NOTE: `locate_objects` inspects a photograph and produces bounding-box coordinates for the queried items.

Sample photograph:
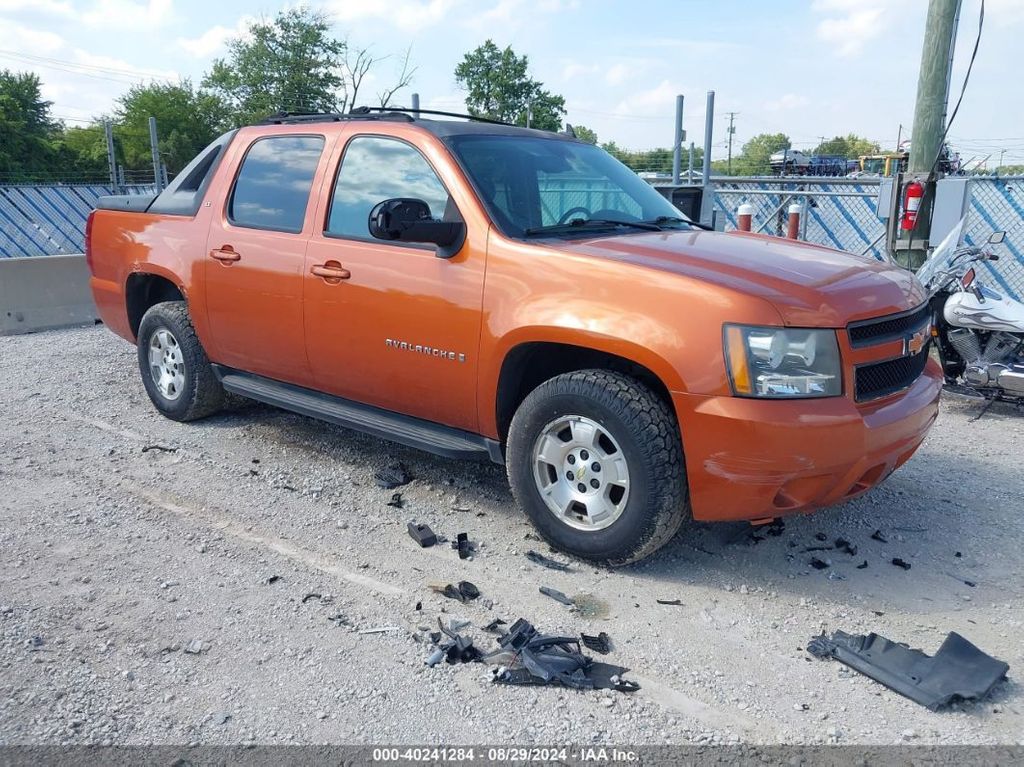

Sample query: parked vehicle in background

[917,219,1024,405]
[86,108,942,565]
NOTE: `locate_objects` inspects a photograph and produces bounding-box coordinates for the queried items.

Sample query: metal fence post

[672,94,683,185]
[104,121,117,192]
[700,91,715,224]
[148,116,162,192]
[411,92,420,117]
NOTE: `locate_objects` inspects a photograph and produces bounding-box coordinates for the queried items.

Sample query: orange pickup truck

[86,109,942,565]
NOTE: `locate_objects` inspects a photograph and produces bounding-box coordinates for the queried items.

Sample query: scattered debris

[301,593,322,604]
[407,522,437,548]
[581,631,612,655]
[265,575,282,585]
[856,560,869,569]
[891,558,912,570]
[765,519,785,537]
[386,493,405,509]
[808,630,1009,709]
[358,626,402,635]
[375,461,412,489]
[432,581,480,602]
[834,538,857,556]
[963,580,977,588]
[183,639,209,655]
[539,586,574,606]
[327,613,350,627]
[655,599,683,606]
[802,545,834,553]
[955,551,962,558]
[814,532,828,542]
[426,618,483,666]
[483,618,508,634]
[871,530,888,543]
[810,558,829,570]
[452,532,473,559]
[415,601,422,611]
[141,444,177,453]
[451,505,473,513]
[487,619,639,691]
[526,550,571,571]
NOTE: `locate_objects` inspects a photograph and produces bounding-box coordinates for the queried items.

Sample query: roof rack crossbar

[256,111,414,125]
[349,106,513,127]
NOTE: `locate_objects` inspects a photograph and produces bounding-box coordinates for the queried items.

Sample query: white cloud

[0,20,64,53]
[611,79,684,117]
[176,16,255,58]
[605,62,632,86]
[0,0,74,14]
[463,0,578,31]
[79,0,175,29]
[72,49,179,81]
[326,0,461,30]
[812,0,886,57]
[763,93,810,112]
[561,61,599,81]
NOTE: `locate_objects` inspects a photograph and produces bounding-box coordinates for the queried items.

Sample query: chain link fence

[710,177,887,259]
[963,177,1024,301]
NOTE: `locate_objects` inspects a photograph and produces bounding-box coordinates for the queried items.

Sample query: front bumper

[673,357,942,522]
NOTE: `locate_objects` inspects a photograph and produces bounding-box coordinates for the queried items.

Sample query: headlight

[724,325,842,398]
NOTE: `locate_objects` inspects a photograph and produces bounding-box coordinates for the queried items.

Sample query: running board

[214,367,501,463]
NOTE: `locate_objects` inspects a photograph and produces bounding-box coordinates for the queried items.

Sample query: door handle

[311,262,351,281]
[210,246,240,262]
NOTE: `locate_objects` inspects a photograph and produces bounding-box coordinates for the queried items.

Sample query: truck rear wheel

[137,301,224,422]
[506,369,688,566]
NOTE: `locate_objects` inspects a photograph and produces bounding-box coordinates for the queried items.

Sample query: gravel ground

[1,325,1021,747]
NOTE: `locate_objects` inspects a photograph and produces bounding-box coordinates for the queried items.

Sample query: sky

[1,0,1023,168]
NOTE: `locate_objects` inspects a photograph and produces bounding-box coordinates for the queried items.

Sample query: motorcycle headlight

[724,325,842,398]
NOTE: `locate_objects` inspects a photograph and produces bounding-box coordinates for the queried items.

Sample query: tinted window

[327,136,450,238]
[229,135,324,232]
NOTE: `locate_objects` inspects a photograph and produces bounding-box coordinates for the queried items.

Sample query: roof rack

[256,110,414,125]
[349,106,513,126]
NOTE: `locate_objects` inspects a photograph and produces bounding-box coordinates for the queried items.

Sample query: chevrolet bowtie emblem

[904,326,928,356]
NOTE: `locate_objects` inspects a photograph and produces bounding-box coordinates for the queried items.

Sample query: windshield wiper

[524,218,663,236]
[640,215,713,231]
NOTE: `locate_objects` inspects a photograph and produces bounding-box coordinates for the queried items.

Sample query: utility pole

[902,0,962,267]
[148,116,162,192]
[104,121,117,191]
[672,94,684,185]
[726,112,738,176]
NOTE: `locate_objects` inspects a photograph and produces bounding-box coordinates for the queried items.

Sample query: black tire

[506,369,688,566]
[137,301,224,422]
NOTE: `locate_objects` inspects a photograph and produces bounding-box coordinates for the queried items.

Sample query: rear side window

[229,135,325,233]
[326,136,450,239]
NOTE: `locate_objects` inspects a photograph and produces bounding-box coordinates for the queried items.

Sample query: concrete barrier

[0,254,99,336]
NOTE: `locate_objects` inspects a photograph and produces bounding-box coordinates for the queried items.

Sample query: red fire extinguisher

[901,180,924,231]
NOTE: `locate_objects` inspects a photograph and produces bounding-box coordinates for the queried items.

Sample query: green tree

[813,133,880,158]
[113,80,229,174]
[733,132,790,175]
[203,7,345,125]
[52,125,109,178]
[454,40,565,130]
[573,124,597,144]
[0,70,59,179]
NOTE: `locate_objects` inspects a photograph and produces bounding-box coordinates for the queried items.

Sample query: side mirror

[368,198,465,254]
[988,231,1005,245]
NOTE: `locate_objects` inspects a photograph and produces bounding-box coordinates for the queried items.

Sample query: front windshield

[446,134,694,238]
[916,216,966,290]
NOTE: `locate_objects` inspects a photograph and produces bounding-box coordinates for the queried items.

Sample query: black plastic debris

[656,599,683,606]
[955,551,962,558]
[432,581,480,602]
[963,580,976,588]
[808,630,1009,710]
[581,631,612,655]
[814,532,828,542]
[375,461,412,489]
[386,493,404,509]
[327,613,350,626]
[856,560,869,569]
[450,532,474,559]
[141,444,177,453]
[407,522,437,548]
[426,618,483,667]
[486,619,638,692]
[301,592,322,603]
[765,519,785,537]
[871,529,888,543]
[526,550,571,571]
[539,586,574,606]
[835,538,858,556]
[483,618,508,634]
[891,557,912,570]
[265,575,282,585]
[810,558,829,570]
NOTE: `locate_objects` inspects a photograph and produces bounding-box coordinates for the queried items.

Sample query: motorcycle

[915,217,1024,405]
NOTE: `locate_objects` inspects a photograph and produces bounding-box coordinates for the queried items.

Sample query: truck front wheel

[506,369,688,566]
[137,301,224,422]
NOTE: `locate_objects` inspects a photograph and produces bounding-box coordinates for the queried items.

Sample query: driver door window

[326,136,451,239]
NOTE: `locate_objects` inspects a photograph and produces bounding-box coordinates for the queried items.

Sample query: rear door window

[228,135,325,233]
